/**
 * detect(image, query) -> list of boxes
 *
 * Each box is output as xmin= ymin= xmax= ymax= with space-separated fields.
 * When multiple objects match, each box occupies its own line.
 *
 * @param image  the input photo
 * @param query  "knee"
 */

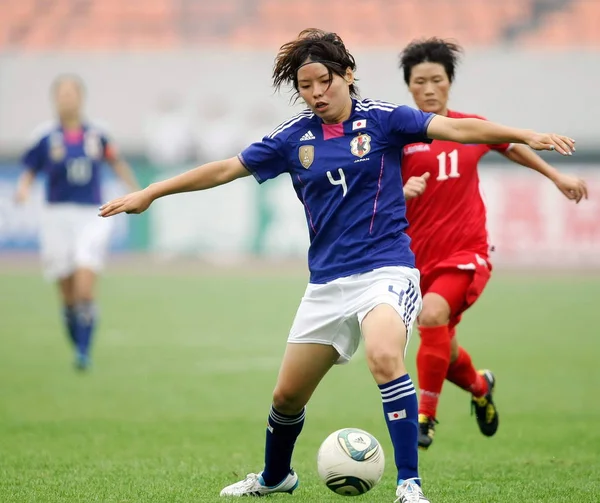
xmin=366 ymin=345 xmax=405 ymax=383
xmin=272 ymin=387 xmax=306 ymax=415
xmin=74 ymin=282 xmax=94 ymax=303
xmin=73 ymin=269 xmax=96 ymax=303
xmin=419 ymin=296 xmax=451 ymax=327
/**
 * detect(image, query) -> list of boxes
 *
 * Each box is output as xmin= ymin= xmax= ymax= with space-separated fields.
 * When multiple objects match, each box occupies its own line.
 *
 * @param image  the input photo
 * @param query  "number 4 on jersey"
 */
xmin=327 ymin=168 xmax=348 ymax=197
xmin=436 ymin=149 xmax=460 ymax=181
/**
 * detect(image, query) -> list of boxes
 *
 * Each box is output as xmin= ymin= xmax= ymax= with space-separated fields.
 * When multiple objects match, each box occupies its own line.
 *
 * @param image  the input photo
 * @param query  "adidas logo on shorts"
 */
xmin=300 ymin=130 xmax=316 ymax=141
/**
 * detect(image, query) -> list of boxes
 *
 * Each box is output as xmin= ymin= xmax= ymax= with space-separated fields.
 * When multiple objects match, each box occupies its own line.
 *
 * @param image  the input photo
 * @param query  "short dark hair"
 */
xmin=51 ymin=73 xmax=85 ymax=96
xmin=273 ymin=28 xmax=359 ymax=101
xmin=399 ymin=38 xmax=463 ymax=85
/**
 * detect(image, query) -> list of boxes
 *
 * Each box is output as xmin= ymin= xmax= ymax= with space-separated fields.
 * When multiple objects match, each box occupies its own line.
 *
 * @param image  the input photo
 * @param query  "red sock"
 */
xmin=416 ymin=325 xmax=452 ymax=419
xmin=446 ymin=346 xmax=488 ymax=397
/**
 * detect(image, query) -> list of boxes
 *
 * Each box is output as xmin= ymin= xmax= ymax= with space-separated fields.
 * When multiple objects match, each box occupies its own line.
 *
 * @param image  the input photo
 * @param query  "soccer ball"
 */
xmin=317 ymin=428 xmax=385 ymax=496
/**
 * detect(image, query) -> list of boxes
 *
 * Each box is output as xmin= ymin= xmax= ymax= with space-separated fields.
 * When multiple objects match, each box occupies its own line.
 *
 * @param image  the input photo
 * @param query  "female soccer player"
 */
xmin=100 ymin=29 xmax=579 ymax=502
xmin=16 ymin=74 xmax=139 ymax=370
xmin=398 ymin=38 xmax=588 ymax=449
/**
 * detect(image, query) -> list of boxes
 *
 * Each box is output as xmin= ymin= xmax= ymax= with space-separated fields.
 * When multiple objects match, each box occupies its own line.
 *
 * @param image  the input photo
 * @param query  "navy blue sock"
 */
xmin=379 ymin=374 xmax=420 ymax=484
xmin=261 ymin=406 xmax=305 ymax=486
xmin=74 ymin=301 xmax=96 ymax=357
xmin=63 ymin=306 xmax=77 ymax=346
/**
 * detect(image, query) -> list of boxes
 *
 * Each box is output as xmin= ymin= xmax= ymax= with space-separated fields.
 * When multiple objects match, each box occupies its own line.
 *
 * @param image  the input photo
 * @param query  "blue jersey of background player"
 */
xmin=239 ymin=97 xmax=433 ymax=283
xmin=99 ymin=29 xmax=576 ymax=502
xmin=16 ymin=74 xmax=138 ymax=371
xmin=23 ymin=120 xmax=113 ymax=206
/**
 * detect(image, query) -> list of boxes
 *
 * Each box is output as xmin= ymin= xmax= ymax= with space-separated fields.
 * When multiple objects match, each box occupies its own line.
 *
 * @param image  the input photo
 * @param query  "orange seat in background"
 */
xmin=1 ymin=0 xmax=598 ymax=51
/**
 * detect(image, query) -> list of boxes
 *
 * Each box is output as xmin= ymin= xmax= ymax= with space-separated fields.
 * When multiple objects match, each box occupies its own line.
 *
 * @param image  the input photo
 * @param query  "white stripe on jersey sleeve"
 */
xmin=359 ymin=98 xmax=399 ymax=109
xmin=87 ymin=119 xmax=113 ymax=138
xmin=27 ymin=120 xmax=57 ymax=145
xmin=356 ymin=104 xmax=396 ymax=113
xmin=267 ymin=110 xmax=314 ymax=139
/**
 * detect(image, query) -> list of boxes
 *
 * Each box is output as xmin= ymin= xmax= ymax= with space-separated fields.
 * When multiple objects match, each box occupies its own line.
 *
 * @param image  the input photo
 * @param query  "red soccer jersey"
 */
xmin=402 ymin=110 xmax=511 ymax=276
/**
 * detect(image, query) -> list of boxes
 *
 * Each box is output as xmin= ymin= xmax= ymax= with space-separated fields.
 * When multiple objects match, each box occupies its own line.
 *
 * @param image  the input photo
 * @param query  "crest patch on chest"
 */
xmin=350 ymin=133 xmax=371 ymax=158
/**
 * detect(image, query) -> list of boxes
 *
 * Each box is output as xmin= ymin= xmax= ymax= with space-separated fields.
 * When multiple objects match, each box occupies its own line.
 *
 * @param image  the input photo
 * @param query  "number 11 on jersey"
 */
xmin=436 ymin=149 xmax=460 ymax=181
xmin=327 ymin=168 xmax=348 ymax=197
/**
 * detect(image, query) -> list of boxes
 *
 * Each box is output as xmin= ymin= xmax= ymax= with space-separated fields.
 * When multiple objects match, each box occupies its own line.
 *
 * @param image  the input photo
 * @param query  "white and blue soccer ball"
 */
xmin=317 ymin=428 xmax=385 ymax=496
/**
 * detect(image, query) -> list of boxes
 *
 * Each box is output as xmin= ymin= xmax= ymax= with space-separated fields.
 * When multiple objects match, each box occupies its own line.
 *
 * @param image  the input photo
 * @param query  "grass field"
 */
xmin=1 ymin=264 xmax=599 ymax=502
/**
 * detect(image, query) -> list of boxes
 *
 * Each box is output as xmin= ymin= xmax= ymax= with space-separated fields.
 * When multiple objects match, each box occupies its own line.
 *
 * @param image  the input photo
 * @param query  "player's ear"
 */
xmin=344 ymin=68 xmax=354 ymax=86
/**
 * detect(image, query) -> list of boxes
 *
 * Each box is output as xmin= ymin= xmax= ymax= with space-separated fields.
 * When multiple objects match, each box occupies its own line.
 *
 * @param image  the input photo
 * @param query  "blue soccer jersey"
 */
xmin=22 ymin=122 xmax=116 ymax=205
xmin=239 ymin=98 xmax=435 ymax=283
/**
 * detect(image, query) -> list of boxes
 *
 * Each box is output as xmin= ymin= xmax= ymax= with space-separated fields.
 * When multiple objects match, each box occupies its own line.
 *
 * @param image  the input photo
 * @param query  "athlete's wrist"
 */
xmin=144 ymin=183 xmax=162 ymax=201
xmin=546 ymin=166 xmax=562 ymax=183
xmin=518 ymin=129 xmax=537 ymax=145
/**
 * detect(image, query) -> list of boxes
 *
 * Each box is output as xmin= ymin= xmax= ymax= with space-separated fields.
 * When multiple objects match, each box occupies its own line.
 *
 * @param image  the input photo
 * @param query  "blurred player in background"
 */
xmin=15 ymin=74 xmax=139 ymax=370
xmin=100 ymin=29 xmax=579 ymax=503
xmin=398 ymin=38 xmax=588 ymax=449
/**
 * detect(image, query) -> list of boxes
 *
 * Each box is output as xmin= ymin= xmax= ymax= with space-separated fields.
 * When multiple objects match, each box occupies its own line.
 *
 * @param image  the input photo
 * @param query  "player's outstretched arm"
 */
xmin=426 ymin=115 xmax=575 ymax=156
xmin=501 ymin=144 xmax=588 ymax=203
xmin=99 ymin=156 xmax=251 ymax=217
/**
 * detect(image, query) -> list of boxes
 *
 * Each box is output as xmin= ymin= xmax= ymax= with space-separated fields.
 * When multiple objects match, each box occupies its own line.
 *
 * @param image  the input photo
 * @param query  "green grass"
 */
xmin=1 ymin=268 xmax=599 ymax=502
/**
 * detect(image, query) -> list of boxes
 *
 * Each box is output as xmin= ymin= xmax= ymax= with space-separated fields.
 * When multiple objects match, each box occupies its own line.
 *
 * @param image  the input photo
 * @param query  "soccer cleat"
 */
xmin=219 ymin=470 xmax=299 ymax=497
xmin=471 ymin=369 xmax=499 ymax=437
xmin=74 ymin=352 xmax=90 ymax=371
xmin=417 ymin=414 xmax=437 ymax=450
xmin=395 ymin=479 xmax=430 ymax=503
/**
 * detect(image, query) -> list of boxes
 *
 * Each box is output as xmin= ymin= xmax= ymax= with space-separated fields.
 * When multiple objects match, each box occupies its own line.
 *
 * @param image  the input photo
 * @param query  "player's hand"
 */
xmin=403 ymin=172 xmax=430 ymax=200
xmin=553 ymin=173 xmax=588 ymax=203
xmin=99 ymin=189 xmax=154 ymax=217
xmin=526 ymin=133 xmax=575 ymax=156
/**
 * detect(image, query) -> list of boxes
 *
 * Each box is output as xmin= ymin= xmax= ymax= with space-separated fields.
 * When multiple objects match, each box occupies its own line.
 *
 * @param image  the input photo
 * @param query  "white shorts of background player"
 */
xmin=40 ymin=203 xmax=115 ymax=280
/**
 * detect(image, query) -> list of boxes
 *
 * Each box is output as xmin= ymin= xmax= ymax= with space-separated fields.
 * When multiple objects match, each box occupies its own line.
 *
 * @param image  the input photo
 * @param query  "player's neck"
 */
xmin=322 ymin=99 xmax=353 ymax=125
xmin=60 ymin=116 xmax=82 ymax=131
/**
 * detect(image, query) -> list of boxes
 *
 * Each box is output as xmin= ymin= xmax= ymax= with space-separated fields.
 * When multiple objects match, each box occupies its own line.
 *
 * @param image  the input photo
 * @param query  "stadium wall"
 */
xmin=0 ymin=50 xmax=599 ymax=154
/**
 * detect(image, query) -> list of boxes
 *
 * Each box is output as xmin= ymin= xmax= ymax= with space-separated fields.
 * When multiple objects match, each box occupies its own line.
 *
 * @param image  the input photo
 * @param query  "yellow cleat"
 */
xmin=471 ymin=369 xmax=499 ymax=437
xmin=417 ymin=413 xmax=437 ymax=449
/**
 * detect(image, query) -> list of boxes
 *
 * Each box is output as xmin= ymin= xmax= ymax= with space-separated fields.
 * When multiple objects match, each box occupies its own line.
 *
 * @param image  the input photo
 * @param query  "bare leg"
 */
xmin=220 ymin=342 xmax=339 ymax=496
xmin=263 ymin=343 xmax=338 ymax=484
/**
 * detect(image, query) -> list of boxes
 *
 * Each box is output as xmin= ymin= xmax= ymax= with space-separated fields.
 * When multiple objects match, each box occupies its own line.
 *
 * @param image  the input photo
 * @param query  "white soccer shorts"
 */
xmin=40 ymin=203 xmax=114 ymax=280
xmin=288 ymin=266 xmax=422 ymax=364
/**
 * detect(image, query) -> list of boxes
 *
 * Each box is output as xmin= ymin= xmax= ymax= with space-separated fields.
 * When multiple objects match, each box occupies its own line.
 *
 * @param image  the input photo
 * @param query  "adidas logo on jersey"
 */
xmin=300 ymin=130 xmax=316 ymax=141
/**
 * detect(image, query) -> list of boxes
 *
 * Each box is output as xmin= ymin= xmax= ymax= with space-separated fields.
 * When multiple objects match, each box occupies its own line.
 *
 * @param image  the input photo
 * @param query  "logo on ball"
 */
xmin=317 ymin=428 xmax=385 ymax=496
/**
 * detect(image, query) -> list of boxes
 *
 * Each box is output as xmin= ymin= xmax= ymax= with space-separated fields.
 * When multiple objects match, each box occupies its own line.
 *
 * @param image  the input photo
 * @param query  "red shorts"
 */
xmin=420 ymin=252 xmax=492 ymax=336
